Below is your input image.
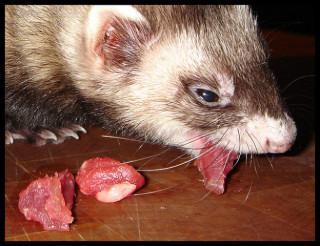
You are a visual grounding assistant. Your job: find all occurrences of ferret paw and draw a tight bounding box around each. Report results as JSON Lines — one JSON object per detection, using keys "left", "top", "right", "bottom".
{"left": 5, "top": 124, "right": 87, "bottom": 146}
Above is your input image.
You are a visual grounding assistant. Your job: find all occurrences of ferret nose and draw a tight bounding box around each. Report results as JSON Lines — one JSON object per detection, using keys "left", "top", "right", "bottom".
{"left": 265, "top": 139, "right": 294, "bottom": 153}
{"left": 265, "top": 113, "right": 297, "bottom": 154}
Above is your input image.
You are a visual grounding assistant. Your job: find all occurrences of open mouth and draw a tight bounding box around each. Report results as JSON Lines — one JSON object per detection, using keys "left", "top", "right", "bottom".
{"left": 194, "top": 140, "right": 239, "bottom": 195}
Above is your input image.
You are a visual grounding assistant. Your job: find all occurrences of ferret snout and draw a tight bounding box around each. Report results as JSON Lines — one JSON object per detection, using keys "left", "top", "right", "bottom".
{"left": 246, "top": 113, "right": 297, "bottom": 154}
{"left": 262, "top": 114, "right": 297, "bottom": 154}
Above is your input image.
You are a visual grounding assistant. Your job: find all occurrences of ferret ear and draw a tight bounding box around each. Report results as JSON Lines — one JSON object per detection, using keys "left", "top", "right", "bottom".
{"left": 86, "top": 5, "right": 153, "bottom": 68}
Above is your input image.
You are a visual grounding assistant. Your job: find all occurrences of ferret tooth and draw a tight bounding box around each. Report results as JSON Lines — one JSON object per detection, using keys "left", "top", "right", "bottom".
{"left": 38, "top": 129, "right": 57, "bottom": 141}
{"left": 70, "top": 124, "right": 87, "bottom": 134}
{"left": 59, "top": 128, "right": 79, "bottom": 140}
{"left": 5, "top": 130, "right": 14, "bottom": 144}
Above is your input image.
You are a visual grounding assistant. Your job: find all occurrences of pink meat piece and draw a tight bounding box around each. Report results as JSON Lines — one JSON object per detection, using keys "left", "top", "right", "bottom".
{"left": 194, "top": 142, "right": 238, "bottom": 195}
{"left": 18, "top": 169, "right": 75, "bottom": 231}
{"left": 76, "top": 157, "right": 145, "bottom": 203}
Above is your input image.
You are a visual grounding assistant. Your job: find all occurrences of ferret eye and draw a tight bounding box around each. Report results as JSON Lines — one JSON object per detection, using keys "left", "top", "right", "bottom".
{"left": 188, "top": 85, "right": 220, "bottom": 107}
{"left": 196, "top": 89, "right": 219, "bottom": 103}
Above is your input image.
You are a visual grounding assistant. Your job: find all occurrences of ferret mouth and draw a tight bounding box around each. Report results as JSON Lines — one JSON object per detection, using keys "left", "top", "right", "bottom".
{"left": 194, "top": 140, "right": 239, "bottom": 195}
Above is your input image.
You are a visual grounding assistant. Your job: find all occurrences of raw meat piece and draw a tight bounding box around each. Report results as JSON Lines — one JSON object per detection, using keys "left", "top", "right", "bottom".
{"left": 194, "top": 142, "right": 238, "bottom": 195}
{"left": 18, "top": 169, "right": 75, "bottom": 231}
{"left": 76, "top": 157, "right": 145, "bottom": 202}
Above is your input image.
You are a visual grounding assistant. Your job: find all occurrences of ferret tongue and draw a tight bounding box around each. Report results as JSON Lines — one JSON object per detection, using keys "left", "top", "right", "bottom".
{"left": 194, "top": 142, "right": 238, "bottom": 195}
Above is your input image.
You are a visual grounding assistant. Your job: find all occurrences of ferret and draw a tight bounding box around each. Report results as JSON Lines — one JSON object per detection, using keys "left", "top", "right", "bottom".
{"left": 5, "top": 5, "right": 297, "bottom": 193}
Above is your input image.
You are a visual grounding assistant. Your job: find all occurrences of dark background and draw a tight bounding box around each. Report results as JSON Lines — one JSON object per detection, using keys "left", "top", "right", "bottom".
{"left": 250, "top": 4, "right": 315, "bottom": 35}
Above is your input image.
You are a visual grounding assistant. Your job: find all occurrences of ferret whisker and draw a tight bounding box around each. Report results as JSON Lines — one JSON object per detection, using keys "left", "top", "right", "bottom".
{"left": 132, "top": 142, "right": 147, "bottom": 156}
{"left": 221, "top": 128, "right": 241, "bottom": 173}
{"left": 122, "top": 150, "right": 170, "bottom": 165}
{"left": 270, "top": 154, "right": 276, "bottom": 166}
{"left": 121, "top": 128, "right": 226, "bottom": 169}
{"left": 206, "top": 142, "right": 232, "bottom": 170}
{"left": 138, "top": 129, "right": 229, "bottom": 172}
{"left": 287, "top": 104, "right": 313, "bottom": 110}
{"left": 289, "top": 108, "right": 314, "bottom": 116}
{"left": 137, "top": 142, "right": 221, "bottom": 172}
{"left": 138, "top": 151, "right": 188, "bottom": 171}
{"left": 109, "top": 121, "right": 221, "bottom": 156}
{"left": 250, "top": 132, "right": 274, "bottom": 170}
{"left": 134, "top": 145, "right": 174, "bottom": 169}
{"left": 233, "top": 151, "right": 242, "bottom": 170}
{"left": 179, "top": 128, "right": 230, "bottom": 163}
{"left": 281, "top": 74, "right": 315, "bottom": 93}
{"left": 245, "top": 130, "right": 260, "bottom": 176}
{"left": 287, "top": 102, "right": 313, "bottom": 107}
{"left": 167, "top": 127, "right": 229, "bottom": 158}
{"left": 136, "top": 152, "right": 194, "bottom": 172}
{"left": 194, "top": 190, "right": 213, "bottom": 203}
{"left": 173, "top": 125, "right": 228, "bottom": 150}
{"left": 101, "top": 135, "right": 146, "bottom": 143}
{"left": 167, "top": 152, "right": 190, "bottom": 166}
{"left": 242, "top": 182, "right": 253, "bottom": 204}
{"left": 283, "top": 94, "right": 313, "bottom": 101}
{"left": 133, "top": 185, "right": 178, "bottom": 196}
{"left": 245, "top": 143, "right": 251, "bottom": 167}
{"left": 200, "top": 112, "right": 227, "bottom": 129}
{"left": 253, "top": 157, "right": 259, "bottom": 177}
{"left": 254, "top": 61, "right": 268, "bottom": 68}
{"left": 237, "top": 128, "right": 241, "bottom": 153}
{"left": 230, "top": 128, "right": 242, "bottom": 170}
{"left": 245, "top": 130, "right": 261, "bottom": 153}
{"left": 130, "top": 128, "right": 224, "bottom": 167}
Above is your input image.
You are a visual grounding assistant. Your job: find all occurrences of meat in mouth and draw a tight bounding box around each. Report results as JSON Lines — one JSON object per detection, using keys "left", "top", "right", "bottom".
{"left": 194, "top": 141, "right": 239, "bottom": 195}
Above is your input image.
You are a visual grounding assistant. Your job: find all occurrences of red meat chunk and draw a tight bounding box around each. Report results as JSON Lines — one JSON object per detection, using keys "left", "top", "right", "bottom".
{"left": 194, "top": 142, "right": 238, "bottom": 195}
{"left": 76, "top": 157, "right": 145, "bottom": 203}
{"left": 18, "top": 169, "right": 75, "bottom": 231}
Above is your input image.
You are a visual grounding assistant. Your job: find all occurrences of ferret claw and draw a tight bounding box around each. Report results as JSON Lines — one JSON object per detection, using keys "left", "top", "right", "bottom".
{"left": 5, "top": 125, "right": 87, "bottom": 146}
{"left": 38, "top": 129, "right": 58, "bottom": 141}
{"left": 5, "top": 130, "right": 13, "bottom": 145}
{"left": 5, "top": 130, "right": 26, "bottom": 144}
{"left": 11, "top": 132, "right": 27, "bottom": 140}
{"left": 70, "top": 124, "right": 87, "bottom": 134}
{"left": 58, "top": 128, "right": 80, "bottom": 140}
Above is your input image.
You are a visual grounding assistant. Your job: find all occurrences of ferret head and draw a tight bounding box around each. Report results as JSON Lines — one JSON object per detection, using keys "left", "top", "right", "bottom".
{"left": 68, "top": 5, "right": 296, "bottom": 157}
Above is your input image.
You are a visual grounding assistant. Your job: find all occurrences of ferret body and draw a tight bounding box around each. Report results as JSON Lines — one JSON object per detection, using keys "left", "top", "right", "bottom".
{"left": 5, "top": 5, "right": 296, "bottom": 158}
